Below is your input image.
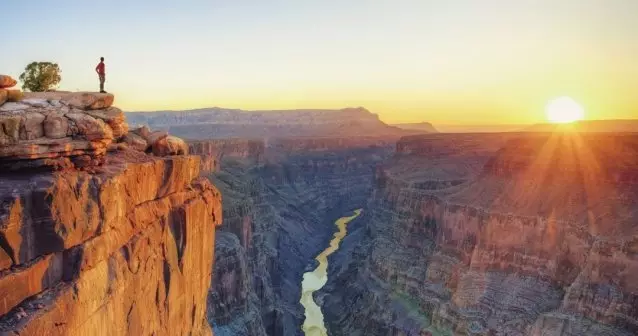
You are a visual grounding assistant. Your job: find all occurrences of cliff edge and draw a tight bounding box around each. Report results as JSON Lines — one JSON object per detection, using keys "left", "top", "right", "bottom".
{"left": 0, "top": 85, "right": 222, "bottom": 335}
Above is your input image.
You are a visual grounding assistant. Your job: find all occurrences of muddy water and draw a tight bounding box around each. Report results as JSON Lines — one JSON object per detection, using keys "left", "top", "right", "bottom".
{"left": 300, "top": 209, "right": 363, "bottom": 336}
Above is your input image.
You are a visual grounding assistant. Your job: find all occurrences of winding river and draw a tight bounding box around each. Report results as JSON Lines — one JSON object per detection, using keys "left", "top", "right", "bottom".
{"left": 300, "top": 209, "right": 363, "bottom": 336}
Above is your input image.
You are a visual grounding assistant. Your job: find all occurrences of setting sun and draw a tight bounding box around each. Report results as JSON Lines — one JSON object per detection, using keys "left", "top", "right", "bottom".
{"left": 545, "top": 97, "right": 585, "bottom": 124}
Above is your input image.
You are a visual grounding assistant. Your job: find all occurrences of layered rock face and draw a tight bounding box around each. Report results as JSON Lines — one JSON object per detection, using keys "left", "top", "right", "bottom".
{"left": 0, "top": 91, "right": 191, "bottom": 172}
{"left": 0, "top": 95, "right": 220, "bottom": 335}
{"left": 197, "top": 136, "right": 398, "bottom": 335}
{"left": 320, "top": 132, "right": 638, "bottom": 336}
{"left": 189, "top": 139, "right": 265, "bottom": 174}
{"left": 0, "top": 91, "right": 125, "bottom": 170}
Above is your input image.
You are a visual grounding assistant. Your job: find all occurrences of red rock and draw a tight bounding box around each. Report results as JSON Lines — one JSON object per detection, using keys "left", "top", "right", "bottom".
{"left": 0, "top": 75, "right": 17, "bottom": 89}
{"left": 43, "top": 113, "right": 69, "bottom": 139}
{"left": 0, "top": 153, "right": 220, "bottom": 336}
{"left": 0, "top": 89, "right": 7, "bottom": 105}
{"left": 123, "top": 132, "right": 149, "bottom": 151}
{"left": 19, "top": 112, "right": 45, "bottom": 140}
{"left": 60, "top": 92, "right": 114, "bottom": 110}
{"left": 65, "top": 112, "right": 114, "bottom": 141}
{"left": 152, "top": 135, "right": 188, "bottom": 156}
{"left": 6, "top": 90, "right": 23, "bottom": 102}
{"left": 0, "top": 114, "right": 21, "bottom": 146}
{"left": 145, "top": 130, "right": 168, "bottom": 145}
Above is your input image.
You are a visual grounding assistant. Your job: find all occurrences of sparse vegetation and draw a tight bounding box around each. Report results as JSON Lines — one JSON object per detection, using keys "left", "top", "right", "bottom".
{"left": 19, "top": 62, "right": 61, "bottom": 92}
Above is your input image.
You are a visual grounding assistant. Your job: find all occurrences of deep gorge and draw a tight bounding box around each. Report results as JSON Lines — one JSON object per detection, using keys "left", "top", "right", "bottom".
{"left": 191, "top": 136, "right": 397, "bottom": 335}
{"left": 196, "top": 131, "right": 637, "bottom": 336}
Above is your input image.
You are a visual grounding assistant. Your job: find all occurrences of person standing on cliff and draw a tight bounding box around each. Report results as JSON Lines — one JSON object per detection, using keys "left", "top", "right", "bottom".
{"left": 95, "top": 57, "right": 106, "bottom": 93}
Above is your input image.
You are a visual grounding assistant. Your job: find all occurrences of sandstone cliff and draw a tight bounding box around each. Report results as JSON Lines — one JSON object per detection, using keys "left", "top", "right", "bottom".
{"left": 0, "top": 90, "right": 222, "bottom": 336}
{"left": 320, "top": 132, "right": 638, "bottom": 336}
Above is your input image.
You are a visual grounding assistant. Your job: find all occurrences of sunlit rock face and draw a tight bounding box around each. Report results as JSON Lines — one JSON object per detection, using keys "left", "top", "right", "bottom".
{"left": 320, "top": 133, "right": 638, "bottom": 336}
{"left": 197, "top": 136, "right": 397, "bottom": 335}
{"left": 0, "top": 99, "right": 222, "bottom": 336}
{"left": 0, "top": 152, "right": 222, "bottom": 335}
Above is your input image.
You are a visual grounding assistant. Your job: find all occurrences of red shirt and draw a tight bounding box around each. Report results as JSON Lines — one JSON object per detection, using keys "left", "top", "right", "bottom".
{"left": 96, "top": 62, "right": 105, "bottom": 75}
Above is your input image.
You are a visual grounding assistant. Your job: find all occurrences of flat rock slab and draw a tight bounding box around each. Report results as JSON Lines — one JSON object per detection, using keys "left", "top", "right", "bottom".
{"left": 22, "top": 92, "right": 114, "bottom": 110}
{"left": 0, "top": 137, "right": 109, "bottom": 159}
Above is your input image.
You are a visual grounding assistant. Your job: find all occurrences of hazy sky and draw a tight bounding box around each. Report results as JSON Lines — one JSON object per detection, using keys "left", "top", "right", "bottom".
{"left": 4, "top": 0, "right": 638, "bottom": 124}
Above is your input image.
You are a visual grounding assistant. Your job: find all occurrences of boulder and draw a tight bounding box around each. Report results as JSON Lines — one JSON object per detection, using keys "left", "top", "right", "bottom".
{"left": 0, "top": 75, "right": 17, "bottom": 89}
{"left": 43, "top": 113, "right": 69, "bottom": 139}
{"left": 131, "top": 125, "right": 151, "bottom": 139}
{"left": 0, "top": 114, "right": 22, "bottom": 146}
{"left": 85, "top": 107, "right": 124, "bottom": 123}
{"left": 110, "top": 122, "right": 129, "bottom": 138}
{"left": 19, "top": 112, "right": 45, "bottom": 140}
{"left": 152, "top": 135, "right": 188, "bottom": 156}
{"left": 146, "top": 130, "right": 168, "bottom": 145}
{"left": 65, "top": 113, "right": 114, "bottom": 141}
{"left": 107, "top": 142, "right": 129, "bottom": 152}
{"left": 6, "top": 90, "right": 24, "bottom": 102}
{"left": 123, "top": 132, "right": 148, "bottom": 152}
{"left": 86, "top": 107, "right": 128, "bottom": 137}
{"left": 0, "top": 90, "right": 6, "bottom": 106}
{"left": 61, "top": 92, "right": 114, "bottom": 110}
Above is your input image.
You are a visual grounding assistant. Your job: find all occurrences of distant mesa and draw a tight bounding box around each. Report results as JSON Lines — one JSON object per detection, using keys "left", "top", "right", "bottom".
{"left": 391, "top": 122, "right": 438, "bottom": 133}
{"left": 525, "top": 119, "right": 638, "bottom": 133}
{"left": 127, "top": 106, "right": 420, "bottom": 139}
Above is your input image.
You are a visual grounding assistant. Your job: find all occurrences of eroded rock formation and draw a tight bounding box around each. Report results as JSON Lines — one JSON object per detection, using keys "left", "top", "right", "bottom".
{"left": 189, "top": 139, "right": 265, "bottom": 174}
{"left": 0, "top": 93, "right": 220, "bottom": 336}
{"left": 319, "top": 132, "right": 638, "bottom": 336}
{"left": 196, "top": 136, "right": 398, "bottom": 335}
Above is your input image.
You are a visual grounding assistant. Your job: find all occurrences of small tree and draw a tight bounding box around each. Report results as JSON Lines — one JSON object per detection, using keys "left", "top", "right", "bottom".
{"left": 19, "top": 62, "right": 62, "bottom": 92}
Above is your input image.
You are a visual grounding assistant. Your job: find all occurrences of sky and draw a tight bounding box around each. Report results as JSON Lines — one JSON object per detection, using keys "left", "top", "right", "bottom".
{"left": 4, "top": 0, "right": 638, "bottom": 124}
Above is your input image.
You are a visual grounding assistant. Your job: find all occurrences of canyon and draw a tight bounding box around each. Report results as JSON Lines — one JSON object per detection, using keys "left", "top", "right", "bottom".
{"left": 188, "top": 135, "right": 398, "bottom": 335}
{"left": 188, "top": 128, "right": 636, "bottom": 335}
{"left": 0, "top": 89, "right": 634, "bottom": 336}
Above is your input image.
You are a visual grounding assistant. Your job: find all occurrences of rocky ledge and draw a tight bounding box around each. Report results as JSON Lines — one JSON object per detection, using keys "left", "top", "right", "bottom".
{"left": 0, "top": 87, "right": 217, "bottom": 335}
{"left": 0, "top": 88, "right": 187, "bottom": 171}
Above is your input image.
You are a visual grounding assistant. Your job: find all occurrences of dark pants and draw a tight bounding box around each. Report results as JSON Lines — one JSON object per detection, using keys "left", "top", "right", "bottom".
{"left": 99, "top": 74, "right": 105, "bottom": 92}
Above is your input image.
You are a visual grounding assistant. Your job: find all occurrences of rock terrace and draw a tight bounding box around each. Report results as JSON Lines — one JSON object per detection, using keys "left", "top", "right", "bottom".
{"left": 0, "top": 88, "right": 188, "bottom": 171}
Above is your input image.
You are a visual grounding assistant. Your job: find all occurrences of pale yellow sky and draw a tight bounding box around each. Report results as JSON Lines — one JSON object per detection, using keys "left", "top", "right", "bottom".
{"left": 5, "top": 0, "right": 638, "bottom": 124}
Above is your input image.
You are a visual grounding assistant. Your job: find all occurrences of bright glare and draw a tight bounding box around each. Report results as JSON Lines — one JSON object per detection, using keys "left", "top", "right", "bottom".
{"left": 545, "top": 97, "right": 585, "bottom": 123}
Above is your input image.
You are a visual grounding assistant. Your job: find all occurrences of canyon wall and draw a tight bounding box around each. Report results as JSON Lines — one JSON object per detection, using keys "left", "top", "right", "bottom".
{"left": 0, "top": 91, "right": 222, "bottom": 336}
{"left": 197, "top": 137, "right": 398, "bottom": 335}
{"left": 320, "top": 133, "right": 638, "bottom": 336}
{"left": 189, "top": 139, "right": 265, "bottom": 174}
